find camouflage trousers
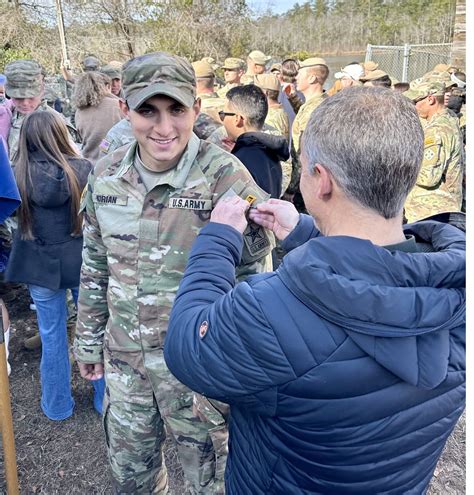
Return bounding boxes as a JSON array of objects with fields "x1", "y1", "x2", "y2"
[{"x1": 103, "y1": 345, "x2": 228, "y2": 494}]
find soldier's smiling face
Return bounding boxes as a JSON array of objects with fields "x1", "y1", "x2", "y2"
[{"x1": 121, "y1": 95, "x2": 200, "y2": 172}]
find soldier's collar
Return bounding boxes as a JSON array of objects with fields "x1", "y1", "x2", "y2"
[{"x1": 116, "y1": 133, "x2": 201, "y2": 189}]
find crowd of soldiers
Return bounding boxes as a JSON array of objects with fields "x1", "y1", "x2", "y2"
[
  {"x1": 1, "y1": 50, "x2": 466, "y2": 222},
  {"x1": 0, "y1": 47, "x2": 467, "y2": 494}
]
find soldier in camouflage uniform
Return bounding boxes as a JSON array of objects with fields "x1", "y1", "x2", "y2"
[
  {"x1": 403, "y1": 78, "x2": 463, "y2": 223},
  {"x1": 288, "y1": 57, "x2": 329, "y2": 204},
  {"x1": 101, "y1": 64, "x2": 122, "y2": 97},
  {"x1": 291, "y1": 57, "x2": 329, "y2": 155},
  {"x1": 216, "y1": 58, "x2": 245, "y2": 98},
  {"x1": 99, "y1": 114, "x2": 221, "y2": 158},
  {"x1": 74, "y1": 52, "x2": 273, "y2": 494},
  {"x1": 192, "y1": 60, "x2": 226, "y2": 125},
  {"x1": 254, "y1": 73, "x2": 291, "y2": 194},
  {"x1": 241, "y1": 50, "x2": 270, "y2": 85},
  {"x1": 5, "y1": 60, "x2": 80, "y2": 160}
]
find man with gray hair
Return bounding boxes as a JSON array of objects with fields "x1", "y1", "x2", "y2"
[{"x1": 164, "y1": 87, "x2": 465, "y2": 494}]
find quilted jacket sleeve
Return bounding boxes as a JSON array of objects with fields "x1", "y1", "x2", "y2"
[{"x1": 164, "y1": 222, "x2": 296, "y2": 416}]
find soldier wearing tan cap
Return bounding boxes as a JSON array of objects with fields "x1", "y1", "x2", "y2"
[
  {"x1": 403, "y1": 77, "x2": 463, "y2": 222},
  {"x1": 242, "y1": 50, "x2": 271, "y2": 84},
  {"x1": 360, "y1": 69, "x2": 392, "y2": 88},
  {"x1": 217, "y1": 57, "x2": 246, "y2": 98},
  {"x1": 292, "y1": 57, "x2": 329, "y2": 154},
  {"x1": 254, "y1": 74, "x2": 289, "y2": 140},
  {"x1": 255, "y1": 74, "x2": 292, "y2": 194},
  {"x1": 362, "y1": 60, "x2": 379, "y2": 77},
  {"x1": 192, "y1": 60, "x2": 226, "y2": 124}
]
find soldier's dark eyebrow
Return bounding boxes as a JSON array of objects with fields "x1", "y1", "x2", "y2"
[{"x1": 137, "y1": 103, "x2": 154, "y2": 111}]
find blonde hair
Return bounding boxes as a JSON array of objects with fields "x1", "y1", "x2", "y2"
[
  {"x1": 14, "y1": 111, "x2": 83, "y2": 240},
  {"x1": 73, "y1": 71, "x2": 111, "y2": 108}
]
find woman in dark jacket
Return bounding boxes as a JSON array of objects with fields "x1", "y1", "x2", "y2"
[{"x1": 6, "y1": 111, "x2": 104, "y2": 420}]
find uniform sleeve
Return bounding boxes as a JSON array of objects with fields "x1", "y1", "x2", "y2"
[
  {"x1": 212, "y1": 161, "x2": 275, "y2": 279},
  {"x1": 73, "y1": 170, "x2": 110, "y2": 364},
  {"x1": 416, "y1": 132, "x2": 447, "y2": 189},
  {"x1": 164, "y1": 222, "x2": 295, "y2": 416}
]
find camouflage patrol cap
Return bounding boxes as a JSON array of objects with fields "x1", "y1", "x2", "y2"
[
  {"x1": 424, "y1": 70, "x2": 456, "y2": 89},
  {"x1": 83, "y1": 56, "x2": 101, "y2": 71},
  {"x1": 122, "y1": 52, "x2": 196, "y2": 109},
  {"x1": 4, "y1": 59, "x2": 43, "y2": 98},
  {"x1": 192, "y1": 60, "x2": 214, "y2": 78},
  {"x1": 101, "y1": 64, "x2": 121, "y2": 80},
  {"x1": 222, "y1": 57, "x2": 245, "y2": 70},
  {"x1": 299, "y1": 57, "x2": 328, "y2": 69},
  {"x1": 254, "y1": 73, "x2": 280, "y2": 92},
  {"x1": 403, "y1": 77, "x2": 445, "y2": 101},
  {"x1": 248, "y1": 50, "x2": 271, "y2": 66}
]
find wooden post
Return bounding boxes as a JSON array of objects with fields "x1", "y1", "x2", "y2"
[
  {"x1": 0, "y1": 313, "x2": 19, "y2": 495},
  {"x1": 451, "y1": 0, "x2": 466, "y2": 70}
]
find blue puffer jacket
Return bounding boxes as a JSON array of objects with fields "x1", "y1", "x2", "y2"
[{"x1": 164, "y1": 215, "x2": 465, "y2": 495}]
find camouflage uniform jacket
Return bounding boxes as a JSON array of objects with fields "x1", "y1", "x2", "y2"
[
  {"x1": 216, "y1": 83, "x2": 240, "y2": 99},
  {"x1": 198, "y1": 93, "x2": 226, "y2": 124},
  {"x1": 292, "y1": 93, "x2": 327, "y2": 153},
  {"x1": 404, "y1": 109, "x2": 464, "y2": 223},
  {"x1": 74, "y1": 134, "x2": 273, "y2": 364},
  {"x1": 266, "y1": 105, "x2": 290, "y2": 140},
  {"x1": 8, "y1": 101, "x2": 61, "y2": 160},
  {"x1": 99, "y1": 118, "x2": 135, "y2": 157}
]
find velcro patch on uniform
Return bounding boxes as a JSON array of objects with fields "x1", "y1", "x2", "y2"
[
  {"x1": 245, "y1": 194, "x2": 257, "y2": 206},
  {"x1": 168, "y1": 198, "x2": 212, "y2": 210},
  {"x1": 99, "y1": 139, "x2": 111, "y2": 153},
  {"x1": 93, "y1": 194, "x2": 128, "y2": 206},
  {"x1": 424, "y1": 136, "x2": 436, "y2": 146},
  {"x1": 243, "y1": 221, "x2": 271, "y2": 256}
]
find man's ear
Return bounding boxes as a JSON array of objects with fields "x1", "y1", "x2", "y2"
[
  {"x1": 235, "y1": 113, "x2": 245, "y2": 128},
  {"x1": 193, "y1": 98, "x2": 202, "y2": 117},
  {"x1": 314, "y1": 163, "x2": 333, "y2": 198},
  {"x1": 119, "y1": 99, "x2": 130, "y2": 119}
]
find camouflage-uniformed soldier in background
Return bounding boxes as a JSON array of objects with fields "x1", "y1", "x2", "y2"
[
  {"x1": 291, "y1": 57, "x2": 329, "y2": 155},
  {"x1": 101, "y1": 64, "x2": 122, "y2": 97},
  {"x1": 254, "y1": 73, "x2": 291, "y2": 194},
  {"x1": 403, "y1": 78, "x2": 463, "y2": 222},
  {"x1": 74, "y1": 51, "x2": 273, "y2": 494},
  {"x1": 192, "y1": 60, "x2": 226, "y2": 124},
  {"x1": 5, "y1": 60, "x2": 72, "y2": 160},
  {"x1": 288, "y1": 57, "x2": 329, "y2": 204},
  {"x1": 216, "y1": 57, "x2": 246, "y2": 98},
  {"x1": 241, "y1": 50, "x2": 270, "y2": 85}
]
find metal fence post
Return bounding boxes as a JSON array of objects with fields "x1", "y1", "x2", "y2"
[
  {"x1": 365, "y1": 44, "x2": 372, "y2": 63},
  {"x1": 402, "y1": 43, "x2": 410, "y2": 82}
]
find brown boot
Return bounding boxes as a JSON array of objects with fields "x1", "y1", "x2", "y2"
[{"x1": 24, "y1": 333, "x2": 42, "y2": 350}]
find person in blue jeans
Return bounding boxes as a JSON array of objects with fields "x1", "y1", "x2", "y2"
[{"x1": 5, "y1": 110, "x2": 104, "y2": 420}]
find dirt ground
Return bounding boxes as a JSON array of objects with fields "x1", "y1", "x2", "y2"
[{"x1": 0, "y1": 286, "x2": 466, "y2": 494}]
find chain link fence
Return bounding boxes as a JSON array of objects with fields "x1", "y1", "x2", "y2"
[{"x1": 365, "y1": 43, "x2": 452, "y2": 82}]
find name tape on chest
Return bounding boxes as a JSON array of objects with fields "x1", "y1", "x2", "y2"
[
  {"x1": 93, "y1": 194, "x2": 128, "y2": 206},
  {"x1": 168, "y1": 197, "x2": 212, "y2": 210}
]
